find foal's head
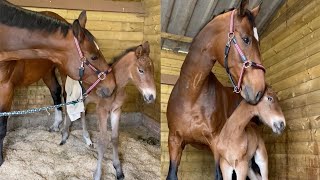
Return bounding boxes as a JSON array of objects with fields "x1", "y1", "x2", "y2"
[
  {"x1": 119, "y1": 42, "x2": 156, "y2": 103},
  {"x1": 254, "y1": 87, "x2": 286, "y2": 134},
  {"x1": 212, "y1": 0, "x2": 265, "y2": 104},
  {"x1": 71, "y1": 11, "x2": 115, "y2": 98}
]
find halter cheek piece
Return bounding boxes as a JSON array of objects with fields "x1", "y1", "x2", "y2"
[
  {"x1": 224, "y1": 10, "x2": 265, "y2": 93},
  {"x1": 73, "y1": 36, "x2": 112, "y2": 97}
]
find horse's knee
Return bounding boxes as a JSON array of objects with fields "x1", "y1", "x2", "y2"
[{"x1": 111, "y1": 135, "x2": 119, "y2": 144}]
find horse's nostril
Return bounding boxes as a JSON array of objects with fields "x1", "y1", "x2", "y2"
[
  {"x1": 280, "y1": 121, "x2": 285, "y2": 130},
  {"x1": 149, "y1": 94, "x2": 154, "y2": 101},
  {"x1": 256, "y1": 91, "x2": 263, "y2": 102}
]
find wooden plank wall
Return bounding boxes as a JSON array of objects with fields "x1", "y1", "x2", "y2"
[
  {"x1": 261, "y1": 0, "x2": 320, "y2": 179},
  {"x1": 12, "y1": 7, "x2": 145, "y2": 113},
  {"x1": 141, "y1": 0, "x2": 161, "y2": 122},
  {"x1": 160, "y1": 50, "x2": 230, "y2": 179}
]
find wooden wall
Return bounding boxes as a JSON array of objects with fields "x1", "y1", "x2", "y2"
[
  {"x1": 260, "y1": 0, "x2": 320, "y2": 179},
  {"x1": 141, "y1": 0, "x2": 161, "y2": 122},
  {"x1": 12, "y1": 7, "x2": 146, "y2": 114},
  {"x1": 160, "y1": 50, "x2": 229, "y2": 179}
]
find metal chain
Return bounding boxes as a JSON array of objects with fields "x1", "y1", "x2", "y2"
[{"x1": 0, "y1": 97, "x2": 85, "y2": 117}]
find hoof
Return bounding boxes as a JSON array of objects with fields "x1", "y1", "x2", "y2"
[
  {"x1": 59, "y1": 140, "x2": 66, "y2": 146},
  {"x1": 93, "y1": 169, "x2": 102, "y2": 180},
  {"x1": 49, "y1": 126, "x2": 59, "y2": 133},
  {"x1": 117, "y1": 173, "x2": 125, "y2": 180}
]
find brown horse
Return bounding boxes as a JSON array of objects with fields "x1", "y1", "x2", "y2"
[
  {"x1": 166, "y1": 1, "x2": 266, "y2": 179},
  {"x1": 0, "y1": 1, "x2": 115, "y2": 166},
  {"x1": 60, "y1": 42, "x2": 156, "y2": 180},
  {"x1": 216, "y1": 88, "x2": 285, "y2": 180}
]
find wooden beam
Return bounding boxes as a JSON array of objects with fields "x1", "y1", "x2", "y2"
[
  {"x1": 161, "y1": 0, "x2": 175, "y2": 32},
  {"x1": 8, "y1": 0, "x2": 144, "y2": 14},
  {"x1": 161, "y1": 74, "x2": 179, "y2": 85},
  {"x1": 161, "y1": 32, "x2": 193, "y2": 43}
]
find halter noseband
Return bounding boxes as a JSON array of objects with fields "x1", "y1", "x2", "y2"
[
  {"x1": 224, "y1": 10, "x2": 265, "y2": 93},
  {"x1": 73, "y1": 36, "x2": 112, "y2": 97}
]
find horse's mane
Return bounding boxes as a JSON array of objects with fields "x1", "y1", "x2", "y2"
[
  {"x1": 110, "y1": 46, "x2": 138, "y2": 65},
  {"x1": 0, "y1": 0, "x2": 70, "y2": 36},
  {"x1": 194, "y1": 8, "x2": 256, "y2": 40}
]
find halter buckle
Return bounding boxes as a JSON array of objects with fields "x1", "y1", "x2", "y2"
[
  {"x1": 98, "y1": 72, "x2": 106, "y2": 80},
  {"x1": 233, "y1": 86, "x2": 241, "y2": 94},
  {"x1": 244, "y1": 61, "x2": 252, "y2": 68},
  {"x1": 228, "y1": 32, "x2": 235, "y2": 40}
]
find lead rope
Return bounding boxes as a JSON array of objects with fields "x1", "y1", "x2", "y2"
[{"x1": 0, "y1": 98, "x2": 85, "y2": 117}]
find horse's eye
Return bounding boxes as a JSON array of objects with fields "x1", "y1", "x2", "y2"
[
  {"x1": 242, "y1": 37, "x2": 250, "y2": 45},
  {"x1": 138, "y1": 68, "x2": 144, "y2": 74},
  {"x1": 267, "y1": 96, "x2": 273, "y2": 102},
  {"x1": 91, "y1": 55, "x2": 98, "y2": 61}
]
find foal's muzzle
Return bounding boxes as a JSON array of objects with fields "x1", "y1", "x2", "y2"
[
  {"x1": 273, "y1": 121, "x2": 286, "y2": 134},
  {"x1": 144, "y1": 94, "x2": 155, "y2": 104}
]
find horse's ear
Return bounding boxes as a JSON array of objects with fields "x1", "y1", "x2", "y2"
[
  {"x1": 72, "y1": 20, "x2": 85, "y2": 42},
  {"x1": 142, "y1": 41, "x2": 150, "y2": 56},
  {"x1": 238, "y1": 0, "x2": 249, "y2": 17},
  {"x1": 251, "y1": 2, "x2": 262, "y2": 18},
  {"x1": 78, "y1": 10, "x2": 87, "y2": 28},
  {"x1": 135, "y1": 45, "x2": 143, "y2": 58}
]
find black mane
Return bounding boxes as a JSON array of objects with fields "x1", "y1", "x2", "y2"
[
  {"x1": 110, "y1": 46, "x2": 138, "y2": 65},
  {"x1": 0, "y1": 0, "x2": 70, "y2": 36}
]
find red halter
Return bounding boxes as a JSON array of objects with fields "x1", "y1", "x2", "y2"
[
  {"x1": 73, "y1": 36, "x2": 112, "y2": 97},
  {"x1": 224, "y1": 10, "x2": 265, "y2": 93}
]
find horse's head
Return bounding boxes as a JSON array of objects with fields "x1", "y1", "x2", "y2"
[
  {"x1": 213, "y1": 0, "x2": 265, "y2": 104},
  {"x1": 71, "y1": 11, "x2": 115, "y2": 98},
  {"x1": 130, "y1": 42, "x2": 156, "y2": 103},
  {"x1": 254, "y1": 87, "x2": 286, "y2": 134}
]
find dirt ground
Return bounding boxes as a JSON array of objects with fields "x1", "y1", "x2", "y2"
[{"x1": 0, "y1": 126, "x2": 160, "y2": 180}]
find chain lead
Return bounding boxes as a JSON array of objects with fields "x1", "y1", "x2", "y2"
[{"x1": 0, "y1": 98, "x2": 85, "y2": 117}]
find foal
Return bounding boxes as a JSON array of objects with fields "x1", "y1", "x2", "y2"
[
  {"x1": 60, "y1": 42, "x2": 156, "y2": 180},
  {"x1": 216, "y1": 88, "x2": 285, "y2": 180}
]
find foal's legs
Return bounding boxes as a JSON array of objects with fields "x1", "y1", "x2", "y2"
[
  {"x1": 220, "y1": 158, "x2": 234, "y2": 180},
  {"x1": 254, "y1": 141, "x2": 268, "y2": 180},
  {"x1": 110, "y1": 108, "x2": 124, "y2": 180},
  {"x1": 234, "y1": 161, "x2": 249, "y2": 180},
  {"x1": 93, "y1": 107, "x2": 110, "y2": 180},
  {"x1": 167, "y1": 132, "x2": 185, "y2": 180},
  {"x1": 60, "y1": 115, "x2": 72, "y2": 145},
  {"x1": 43, "y1": 69, "x2": 63, "y2": 132},
  {"x1": 0, "y1": 83, "x2": 14, "y2": 166},
  {"x1": 81, "y1": 111, "x2": 93, "y2": 147}
]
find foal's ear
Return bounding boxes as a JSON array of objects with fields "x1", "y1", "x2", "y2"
[
  {"x1": 142, "y1": 41, "x2": 150, "y2": 56},
  {"x1": 78, "y1": 10, "x2": 87, "y2": 28},
  {"x1": 238, "y1": 0, "x2": 249, "y2": 17},
  {"x1": 72, "y1": 20, "x2": 85, "y2": 42},
  {"x1": 135, "y1": 45, "x2": 143, "y2": 58},
  {"x1": 251, "y1": 1, "x2": 262, "y2": 18}
]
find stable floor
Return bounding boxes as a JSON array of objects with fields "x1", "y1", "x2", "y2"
[{"x1": 0, "y1": 126, "x2": 160, "y2": 179}]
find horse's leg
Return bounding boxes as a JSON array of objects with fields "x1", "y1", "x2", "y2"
[
  {"x1": 59, "y1": 114, "x2": 72, "y2": 145},
  {"x1": 235, "y1": 160, "x2": 249, "y2": 180},
  {"x1": 248, "y1": 168, "x2": 261, "y2": 180},
  {"x1": 110, "y1": 108, "x2": 124, "y2": 180},
  {"x1": 166, "y1": 132, "x2": 185, "y2": 180},
  {"x1": 254, "y1": 142, "x2": 268, "y2": 180},
  {"x1": 0, "y1": 84, "x2": 14, "y2": 166},
  {"x1": 220, "y1": 158, "x2": 234, "y2": 180},
  {"x1": 81, "y1": 111, "x2": 93, "y2": 147},
  {"x1": 43, "y1": 69, "x2": 63, "y2": 132},
  {"x1": 93, "y1": 107, "x2": 109, "y2": 180}
]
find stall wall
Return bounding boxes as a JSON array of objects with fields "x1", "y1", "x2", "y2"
[
  {"x1": 160, "y1": 50, "x2": 229, "y2": 179},
  {"x1": 141, "y1": 0, "x2": 161, "y2": 125},
  {"x1": 261, "y1": 0, "x2": 320, "y2": 179}
]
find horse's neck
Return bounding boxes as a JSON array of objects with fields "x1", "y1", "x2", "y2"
[
  {"x1": 0, "y1": 26, "x2": 73, "y2": 63},
  {"x1": 221, "y1": 101, "x2": 254, "y2": 138},
  {"x1": 112, "y1": 54, "x2": 132, "y2": 90}
]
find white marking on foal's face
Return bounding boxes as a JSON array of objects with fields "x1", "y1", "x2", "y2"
[
  {"x1": 253, "y1": 27, "x2": 259, "y2": 41},
  {"x1": 142, "y1": 88, "x2": 156, "y2": 103}
]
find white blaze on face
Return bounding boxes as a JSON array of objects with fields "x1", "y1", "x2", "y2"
[
  {"x1": 94, "y1": 40, "x2": 100, "y2": 50},
  {"x1": 253, "y1": 27, "x2": 259, "y2": 41}
]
